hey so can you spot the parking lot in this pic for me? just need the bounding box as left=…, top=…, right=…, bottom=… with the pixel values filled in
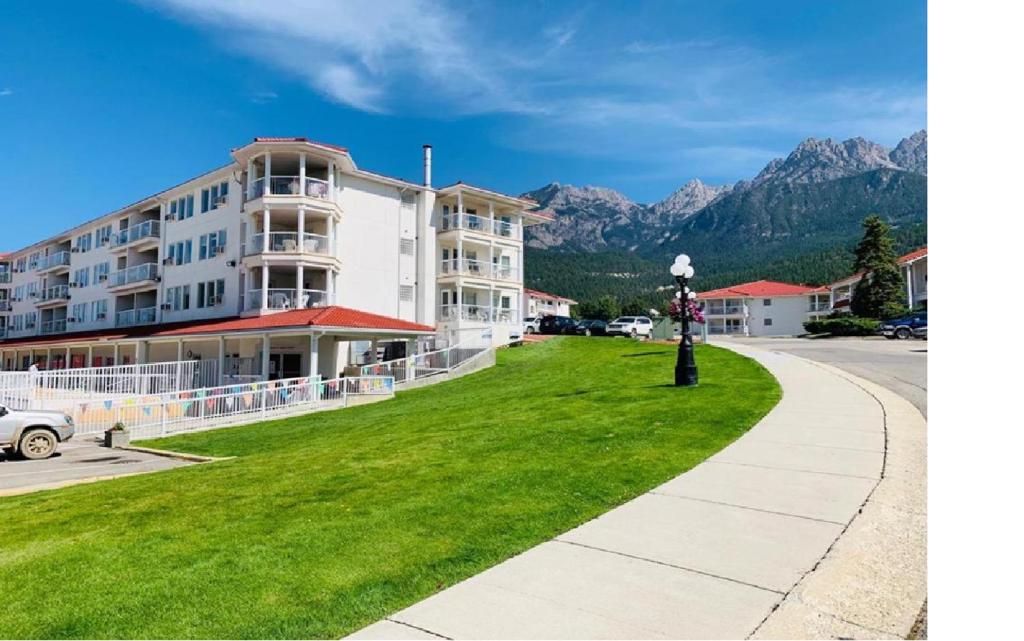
left=0, top=437, right=192, bottom=496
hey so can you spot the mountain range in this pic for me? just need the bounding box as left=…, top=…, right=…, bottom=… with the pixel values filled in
left=522, top=131, right=927, bottom=306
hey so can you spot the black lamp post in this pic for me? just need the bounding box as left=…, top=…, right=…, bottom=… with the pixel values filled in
left=670, top=254, right=698, bottom=387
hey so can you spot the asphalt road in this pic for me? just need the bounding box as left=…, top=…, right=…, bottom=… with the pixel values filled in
left=722, top=336, right=928, bottom=416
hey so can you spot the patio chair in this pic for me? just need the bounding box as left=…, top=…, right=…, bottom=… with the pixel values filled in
left=282, top=239, right=298, bottom=252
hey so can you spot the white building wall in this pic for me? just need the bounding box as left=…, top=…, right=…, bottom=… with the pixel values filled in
left=745, top=296, right=809, bottom=336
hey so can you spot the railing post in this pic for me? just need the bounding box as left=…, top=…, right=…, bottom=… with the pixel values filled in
left=160, top=398, right=167, bottom=436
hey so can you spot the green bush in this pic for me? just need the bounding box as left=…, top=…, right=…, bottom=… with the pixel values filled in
left=804, top=316, right=880, bottom=336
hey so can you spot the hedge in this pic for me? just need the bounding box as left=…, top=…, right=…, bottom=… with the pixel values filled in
left=803, top=316, right=880, bottom=336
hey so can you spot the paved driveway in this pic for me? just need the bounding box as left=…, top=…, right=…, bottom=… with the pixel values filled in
left=0, top=438, right=191, bottom=496
left=725, top=336, right=928, bottom=416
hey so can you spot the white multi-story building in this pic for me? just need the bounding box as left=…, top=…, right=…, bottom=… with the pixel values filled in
left=0, top=138, right=552, bottom=378
left=828, top=247, right=928, bottom=312
left=522, top=288, right=577, bottom=318
left=698, top=280, right=831, bottom=337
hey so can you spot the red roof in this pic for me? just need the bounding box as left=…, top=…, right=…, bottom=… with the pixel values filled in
left=524, top=288, right=578, bottom=304
left=0, top=306, right=433, bottom=349
left=698, top=280, right=823, bottom=299
left=899, top=246, right=927, bottom=264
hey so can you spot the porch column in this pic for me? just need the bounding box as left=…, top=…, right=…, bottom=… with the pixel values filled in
left=112, top=343, right=119, bottom=366
left=262, top=209, right=271, bottom=252
left=456, top=191, right=464, bottom=215
left=261, top=334, right=271, bottom=381
left=261, top=264, right=270, bottom=310
left=456, top=283, right=463, bottom=320
left=64, top=346, right=71, bottom=369
left=263, top=152, right=271, bottom=196
left=217, top=336, right=226, bottom=384
left=45, top=347, right=51, bottom=369
left=328, top=161, right=335, bottom=200
left=488, top=202, right=495, bottom=234
left=308, top=333, right=319, bottom=378
left=246, top=159, right=254, bottom=196
left=176, top=339, right=184, bottom=362
left=297, top=208, right=306, bottom=252
left=905, top=265, right=914, bottom=308
left=456, top=236, right=463, bottom=274
left=135, top=341, right=147, bottom=364
left=489, top=284, right=495, bottom=323
left=327, top=215, right=335, bottom=255
left=299, top=152, right=307, bottom=196
left=368, top=339, right=378, bottom=364
left=488, top=242, right=495, bottom=279
left=296, top=264, right=305, bottom=309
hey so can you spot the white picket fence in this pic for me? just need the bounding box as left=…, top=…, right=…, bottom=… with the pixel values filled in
left=0, top=360, right=219, bottom=409
left=64, top=375, right=395, bottom=439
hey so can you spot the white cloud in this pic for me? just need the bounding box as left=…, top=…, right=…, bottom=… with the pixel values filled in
left=0, top=88, right=13, bottom=97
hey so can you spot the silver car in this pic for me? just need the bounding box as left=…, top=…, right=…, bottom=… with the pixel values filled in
left=0, top=404, right=75, bottom=460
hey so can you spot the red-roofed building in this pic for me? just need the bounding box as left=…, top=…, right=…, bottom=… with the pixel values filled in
left=522, top=288, right=578, bottom=318
left=698, top=280, right=832, bottom=336
left=828, top=246, right=927, bottom=311
left=0, top=138, right=554, bottom=377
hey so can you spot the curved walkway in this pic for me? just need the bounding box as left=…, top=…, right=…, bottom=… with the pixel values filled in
left=349, top=342, right=926, bottom=640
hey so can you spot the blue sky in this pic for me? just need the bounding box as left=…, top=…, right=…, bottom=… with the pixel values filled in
left=0, top=0, right=925, bottom=249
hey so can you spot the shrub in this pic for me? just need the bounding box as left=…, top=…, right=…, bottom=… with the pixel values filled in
left=804, top=316, right=880, bottom=336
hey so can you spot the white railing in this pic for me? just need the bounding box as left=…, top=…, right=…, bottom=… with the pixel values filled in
left=438, top=304, right=520, bottom=324
left=108, top=263, right=159, bottom=288
left=247, top=175, right=331, bottom=200
left=441, top=212, right=521, bottom=240
left=705, top=305, right=746, bottom=316
left=808, top=303, right=830, bottom=312
left=39, top=284, right=70, bottom=302
left=247, top=232, right=329, bottom=255
left=40, top=319, right=67, bottom=334
left=66, top=375, right=394, bottom=438
left=38, top=251, right=71, bottom=271
left=708, top=325, right=746, bottom=335
left=439, top=259, right=520, bottom=282
left=0, top=360, right=220, bottom=409
left=110, top=220, right=160, bottom=248
left=115, top=306, right=157, bottom=327
left=360, top=333, right=491, bottom=384
left=246, top=288, right=331, bottom=310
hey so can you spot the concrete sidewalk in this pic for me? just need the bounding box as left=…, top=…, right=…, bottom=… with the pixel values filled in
left=349, top=343, right=926, bottom=640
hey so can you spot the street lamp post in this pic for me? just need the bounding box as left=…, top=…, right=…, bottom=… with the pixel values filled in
left=670, top=254, right=698, bottom=387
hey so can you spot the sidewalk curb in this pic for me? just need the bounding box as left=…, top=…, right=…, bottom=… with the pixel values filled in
left=116, top=444, right=233, bottom=464
left=746, top=352, right=927, bottom=640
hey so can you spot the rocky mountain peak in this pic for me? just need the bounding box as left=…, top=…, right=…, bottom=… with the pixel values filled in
left=650, top=178, right=731, bottom=216
left=889, top=129, right=927, bottom=175
left=753, top=135, right=901, bottom=186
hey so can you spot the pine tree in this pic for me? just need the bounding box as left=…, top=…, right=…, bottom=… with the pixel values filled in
left=850, top=215, right=907, bottom=319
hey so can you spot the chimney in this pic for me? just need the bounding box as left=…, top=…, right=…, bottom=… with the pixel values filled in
left=422, top=144, right=432, bottom=188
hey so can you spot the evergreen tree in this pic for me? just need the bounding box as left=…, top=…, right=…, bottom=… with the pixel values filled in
left=850, top=215, right=907, bottom=319
left=578, top=294, right=620, bottom=321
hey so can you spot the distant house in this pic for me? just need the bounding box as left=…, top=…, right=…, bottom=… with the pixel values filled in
left=829, top=246, right=927, bottom=312
left=698, top=280, right=831, bottom=337
left=522, top=289, right=577, bottom=318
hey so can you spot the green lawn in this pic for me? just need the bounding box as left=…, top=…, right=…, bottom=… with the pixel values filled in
left=0, top=338, right=779, bottom=639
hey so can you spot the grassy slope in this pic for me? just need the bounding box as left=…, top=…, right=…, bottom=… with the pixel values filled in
left=0, top=339, right=779, bottom=639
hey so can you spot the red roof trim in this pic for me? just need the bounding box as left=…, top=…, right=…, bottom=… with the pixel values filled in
left=524, top=288, right=578, bottom=304
left=697, top=280, right=824, bottom=299
left=0, top=306, right=433, bottom=349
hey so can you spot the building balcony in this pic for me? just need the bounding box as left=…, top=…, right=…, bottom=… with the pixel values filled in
left=107, top=263, right=160, bottom=291
left=115, top=306, right=157, bottom=328
left=37, top=251, right=71, bottom=274
left=245, top=232, right=330, bottom=256
left=246, top=176, right=331, bottom=202
left=808, top=302, right=831, bottom=313
left=36, top=284, right=71, bottom=306
left=40, top=318, right=68, bottom=334
left=245, top=288, right=332, bottom=311
left=437, top=304, right=520, bottom=324
left=440, top=212, right=521, bottom=241
left=704, top=305, right=746, bottom=316
left=707, top=325, right=746, bottom=335
left=109, top=220, right=160, bottom=251
left=0, top=271, right=11, bottom=284
left=438, top=259, right=520, bottom=282
left=0, top=300, right=10, bottom=312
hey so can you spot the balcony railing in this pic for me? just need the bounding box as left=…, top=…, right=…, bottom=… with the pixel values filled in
left=38, top=251, right=71, bottom=271
left=0, top=271, right=11, bottom=284
left=247, top=176, right=331, bottom=201
left=708, top=325, right=746, bottom=335
left=110, top=220, right=160, bottom=248
left=40, top=319, right=68, bottom=334
left=246, top=288, right=331, bottom=310
left=441, top=212, right=521, bottom=240
left=439, top=259, right=520, bottom=282
left=107, top=263, right=159, bottom=289
left=704, top=305, right=746, bottom=316
left=115, top=306, right=157, bottom=328
left=437, top=304, right=520, bottom=324
left=808, top=302, right=831, bottom=312
left=246, top=232, right=330, bottom=255
left=39, top=284, right=70, bottom=302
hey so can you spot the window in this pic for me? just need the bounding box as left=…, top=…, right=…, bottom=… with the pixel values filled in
left=91, top=299, right=108, bottom=320
left=165, top=285, right=191, bottom=311
left=199, top=230, right=227, bottom=260
left=28, top=252, right=39, bottom=270
left=16, top=257, right=26, bottom=272
left=763, top=298, right=772, bottom=306
left=175, top=195, right=194, bottom=221
left=399, top=285, right=414, bottom=302
left=73, top=268, right=89, bottom=287
left=93, top=262, right=109, bottom=285
left=173, top=240, right=193, bottom=265
left=764, top=318, right=773, bottom=326
left=197, top=279, right=225, bottom=308
left=400, top=238, right=415, bottom=256
left=71, top=302, right=88, bottom=323
left=75, top=233, right=92, bottom=253
left=95, top=224, right=112, bottom=246
left=14, top=285, right=25, bottom=301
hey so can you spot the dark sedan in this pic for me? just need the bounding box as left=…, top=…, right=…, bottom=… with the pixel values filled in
left=539, top=315, right=578, bottom=335
left=573, top=319, right=608, bottom=336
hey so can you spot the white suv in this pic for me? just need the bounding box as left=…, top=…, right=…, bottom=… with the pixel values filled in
left=1, top=404, right=75, bottom=459
left=607, top=316, right=654, bottom=338
left=523, top=317, right=542, bottom=334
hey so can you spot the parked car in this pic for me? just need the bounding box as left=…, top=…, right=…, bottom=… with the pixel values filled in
left=0, top=404, right=75, bottom=460
left=523, top=316, right=542, bottom=334
left=606, top=316, right=654, bottom=338
left=574, top=319, right=609, bottom=336
left=539, top=315, right=578, bottom=335
left=913, top=326, right=928, bottom=340
left=880, top=311, right=927, bottom=340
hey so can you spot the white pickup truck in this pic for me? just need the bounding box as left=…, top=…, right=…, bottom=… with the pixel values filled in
left=0, top=404, right=75, bottom=460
